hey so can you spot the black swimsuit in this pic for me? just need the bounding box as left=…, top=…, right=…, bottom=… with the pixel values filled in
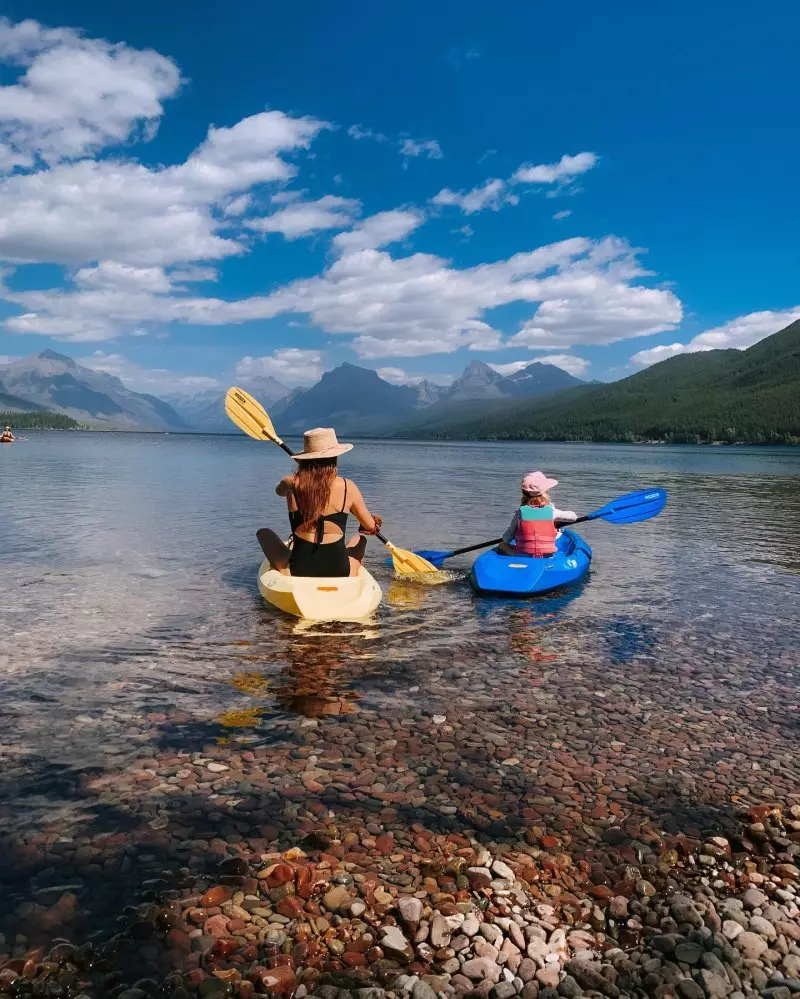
left=288, top=480, right=351, bottom=577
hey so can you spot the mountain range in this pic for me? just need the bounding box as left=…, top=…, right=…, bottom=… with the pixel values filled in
left=0, top=350, right=187, bottom=431
left=398, top=319, right=800, bottom=445
left=0, top=352, right=583, bottom=433
left=4, top=324, right=797, bottom=444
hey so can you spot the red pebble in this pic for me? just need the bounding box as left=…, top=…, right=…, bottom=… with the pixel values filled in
left=277, top=896, right=304, bottom=920
left=342, top=952, right=366, bottom=967
left=213, top=938, right=240, bottom=958
left=267, top=864, right=295, bottom=888
left=201, top=886, right=232, bottom=908
left=257, top=965, right=297, bottom=995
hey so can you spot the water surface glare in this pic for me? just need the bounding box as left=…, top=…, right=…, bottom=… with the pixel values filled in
left=1, top=434, right=798, bottom=939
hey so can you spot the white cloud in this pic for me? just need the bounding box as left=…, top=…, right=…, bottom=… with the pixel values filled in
left=630, top=306, right=800, bottom=367
left=80, top=350, right=220, bottom=394
left=630, top=342, right=688, bottom=366
left=432, top=178, right=508, bottom=214
left=399, top=138, right=443, bottom=164
left=0, top=353, right=18, bottom=365
left=5, top=227, right=683, bottom=359
left=0, top=109, right=328, bottom=269
left=247, top=195, right=360, bottom=240
left=332, top=209, right=424, bottom=253
left=0, top=17, right=182, bottom=167
left=553, top=210, right=572, bottom=220
left=75, top=261, right=173, bottom=293
left=236, top=348, right=323, bottom=385
left=491, top=354, right=589, bottom=378
left=224, top=193, right=252, bottom=217
left=377, top=366, right=452, bottom=387
left=535, top=353, right=590, bottom=377
left=512, top=152, right=598, bottom=185
left=347, top=124, right=387, bottom=143
left=489, top=360, right=530, bottom=376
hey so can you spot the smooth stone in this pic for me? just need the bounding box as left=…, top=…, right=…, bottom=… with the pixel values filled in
left=675, top=942, right=705, bottom=965
left=735, top=931, right=768, bottom=960
left=742, top=888, right=768, bottom=910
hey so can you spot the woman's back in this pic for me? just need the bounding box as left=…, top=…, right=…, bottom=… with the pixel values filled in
left=287, top=474, right=351, bottom=543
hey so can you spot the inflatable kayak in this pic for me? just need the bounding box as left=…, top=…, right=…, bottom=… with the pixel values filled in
left=470, top=529, right=592, bottom=597
left=257, top=559, right=382, bottom=621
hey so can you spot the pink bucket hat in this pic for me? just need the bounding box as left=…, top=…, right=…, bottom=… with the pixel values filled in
left=521, top=470, right=558, bottom=495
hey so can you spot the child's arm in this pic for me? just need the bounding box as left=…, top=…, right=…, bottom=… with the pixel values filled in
left=498, top=511, right=520, bottom=554
left=553, top=506, right=577, bottom=524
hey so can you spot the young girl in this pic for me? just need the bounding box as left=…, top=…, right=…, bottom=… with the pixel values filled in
left=498, top=471, right=577, bottom=557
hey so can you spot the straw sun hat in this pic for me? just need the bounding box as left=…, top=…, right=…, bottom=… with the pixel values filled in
left=293, top=427, right=354, bottom=460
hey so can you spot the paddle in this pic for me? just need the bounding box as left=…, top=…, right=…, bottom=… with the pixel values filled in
left=225, top=387, right=438, bottom=575
left=414, top=487, right=668, bottom=568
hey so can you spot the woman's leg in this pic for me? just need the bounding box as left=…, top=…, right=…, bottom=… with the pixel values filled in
left=256, top=529, right=291, bottom=573
left=346, top=534, right=367, bottom=577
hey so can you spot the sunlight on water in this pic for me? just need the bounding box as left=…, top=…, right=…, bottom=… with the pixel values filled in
left=1, top=434, right=798, bottom=848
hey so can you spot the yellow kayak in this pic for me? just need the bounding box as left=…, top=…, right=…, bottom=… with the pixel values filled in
left=257, top=559, right=382, bottom=621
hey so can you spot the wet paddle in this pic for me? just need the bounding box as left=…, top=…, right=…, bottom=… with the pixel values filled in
left=414, top=487, right=668, bottom=568
left=225, top=387, right=438, bottom=576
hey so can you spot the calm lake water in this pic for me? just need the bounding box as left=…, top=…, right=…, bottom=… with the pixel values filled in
left=1, top=433, right=799, bottom=943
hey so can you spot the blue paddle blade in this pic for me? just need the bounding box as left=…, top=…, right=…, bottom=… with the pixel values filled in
left=588, top=487, right=667, bottom=525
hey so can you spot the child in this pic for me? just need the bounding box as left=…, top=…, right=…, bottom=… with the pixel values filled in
left=498, top=471, right=577, bottom=557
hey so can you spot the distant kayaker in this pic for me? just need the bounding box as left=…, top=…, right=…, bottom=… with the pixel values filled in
left=0, top=425, right=14, bottom=442
left=256, top=427, right=382, bottom=577
left=498, top=470, right=577, bottom=557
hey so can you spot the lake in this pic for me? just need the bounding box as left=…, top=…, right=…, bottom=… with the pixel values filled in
left=0, top=432, right=798, bottom=951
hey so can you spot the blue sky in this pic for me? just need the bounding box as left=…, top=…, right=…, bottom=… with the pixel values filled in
left=0, top=0, right=798, bottom=396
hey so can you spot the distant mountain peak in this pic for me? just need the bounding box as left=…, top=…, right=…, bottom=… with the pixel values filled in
left=38, top=349, right=76, bottom=365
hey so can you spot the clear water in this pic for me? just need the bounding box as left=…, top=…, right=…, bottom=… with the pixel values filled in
left=1, top=433, right=799, bottom=938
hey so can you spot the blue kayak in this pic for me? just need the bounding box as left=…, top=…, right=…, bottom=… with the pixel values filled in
left=470, top=529, right=592, bottom=597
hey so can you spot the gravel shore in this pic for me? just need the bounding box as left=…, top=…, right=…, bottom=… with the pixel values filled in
left=1, top=796, right=798, bottom=999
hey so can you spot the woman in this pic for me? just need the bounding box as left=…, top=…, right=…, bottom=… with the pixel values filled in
left=0, top=425, right=14, bottom=443
left=256, top=427, right=382, bottom=577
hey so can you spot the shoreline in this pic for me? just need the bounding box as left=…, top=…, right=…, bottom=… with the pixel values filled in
left=2, top=797, right=798, bottom=998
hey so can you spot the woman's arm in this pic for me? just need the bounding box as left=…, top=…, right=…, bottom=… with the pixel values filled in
left=348, top=482, right=382, bottom=535
left=275, top=475, right=295, bottom=498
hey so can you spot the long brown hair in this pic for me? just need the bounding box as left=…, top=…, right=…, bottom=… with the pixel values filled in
left=294, top=458, right=338, bottom=531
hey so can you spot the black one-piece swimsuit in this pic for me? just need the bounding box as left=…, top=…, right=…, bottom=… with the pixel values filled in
left=288, top=481, right=351, bottom=578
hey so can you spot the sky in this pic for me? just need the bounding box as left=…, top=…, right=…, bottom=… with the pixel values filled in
left=0, top=0, right=798, bottom=397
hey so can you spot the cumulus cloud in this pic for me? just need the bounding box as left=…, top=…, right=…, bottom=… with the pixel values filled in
left=236, top=348, right=323, bottom=385
left=80, top=350, right=220, bottom=395
left=0, top=109, right=328, bottom=268
left=432, top=150, right=597, bottom=217
left=630, top=306, right=800, bottom=367
left=553, top=210, right=572, bottom=220
left=332, top=209, right=424, bottom=253
left=4, top=228, right=683, bottom=358
left=489, top=360, right=530, bottom=376
left=399, top=138, right=443, bottom=164
left=0, top=17, right=182, bottom=168
left=630, top=342, right=689, bottom=366
left=247, top=195, right=360, bottom=240
left=432, top=178, right=510, bottom=214
left=535, top=353, right=590, bottom=377
left=376, top=366, right=449, bottom=386
left=347, top=124, right=387, bottom=143
left=512, top=152, right=598, bottom=185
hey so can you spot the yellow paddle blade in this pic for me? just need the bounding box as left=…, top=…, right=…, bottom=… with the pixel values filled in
left=385, top=541, right=439, bottom=575
left=225, top=386, right=284, bottom=445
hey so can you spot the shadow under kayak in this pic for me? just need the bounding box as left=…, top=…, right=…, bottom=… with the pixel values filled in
left=470, top=529, right=592, bottom=597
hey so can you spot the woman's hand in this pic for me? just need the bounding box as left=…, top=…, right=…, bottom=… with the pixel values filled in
left=360, top=514, right=383, bottom=535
